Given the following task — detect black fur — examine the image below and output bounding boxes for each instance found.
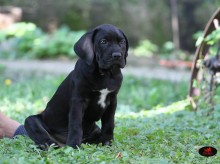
[24,24,129,149]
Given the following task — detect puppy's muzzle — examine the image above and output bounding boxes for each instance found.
[112,52,122,60]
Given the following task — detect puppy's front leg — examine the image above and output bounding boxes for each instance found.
[67,99,85,148]
[100,95,117,146]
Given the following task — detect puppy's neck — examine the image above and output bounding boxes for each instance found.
[99,65,121,77]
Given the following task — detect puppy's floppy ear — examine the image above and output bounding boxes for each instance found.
[74,30,96,65]
[119,29,129,64]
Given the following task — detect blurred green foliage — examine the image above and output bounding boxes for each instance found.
[133,40,158,57]
[0,22,42,58]
[0,22,85,59]
[193,27,220,114]
[195,28,220,47]
[162,41,175,54]
[157,41,192,61]
[204,28,220,46]
[1,0,219,52]
[194,27,220,60]
[0,74,187,121]
[32,26,85,58]
[119,76,187,110]
[0,64,5,73]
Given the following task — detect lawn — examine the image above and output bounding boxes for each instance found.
[0,74,219,163]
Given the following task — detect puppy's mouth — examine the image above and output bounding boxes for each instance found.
[99,64,121,76]
[99,60,125,69]
[97,59,125,76]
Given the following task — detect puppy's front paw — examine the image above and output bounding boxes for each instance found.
[71,144,80,149]
[100,134,113,146]
[67,141,81,149]
[102,140,112,146]
[37,141,59,150]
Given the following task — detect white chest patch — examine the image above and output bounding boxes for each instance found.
[98,88,111,108]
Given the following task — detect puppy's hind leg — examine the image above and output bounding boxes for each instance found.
[24,115,58,150]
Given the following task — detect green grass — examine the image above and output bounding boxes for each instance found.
[0,75,220,163]
[119,76,187,111]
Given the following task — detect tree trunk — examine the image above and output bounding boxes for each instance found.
[170,0,180,51]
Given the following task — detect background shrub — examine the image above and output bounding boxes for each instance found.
[0,22,85,59]
[133,40,158,57]
[32,26,85,58]
[0,22,43,59]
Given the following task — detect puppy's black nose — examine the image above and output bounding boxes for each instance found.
[112,52,122,60]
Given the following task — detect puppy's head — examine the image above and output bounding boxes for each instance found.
[74,24,129,69]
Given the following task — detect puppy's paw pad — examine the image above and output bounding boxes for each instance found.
[102,141,112,146]
[38,142,59,150]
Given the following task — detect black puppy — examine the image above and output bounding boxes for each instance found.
[24,24,129,149]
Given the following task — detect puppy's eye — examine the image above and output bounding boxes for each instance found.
[119,39,126,44]
[100,39,108,44]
